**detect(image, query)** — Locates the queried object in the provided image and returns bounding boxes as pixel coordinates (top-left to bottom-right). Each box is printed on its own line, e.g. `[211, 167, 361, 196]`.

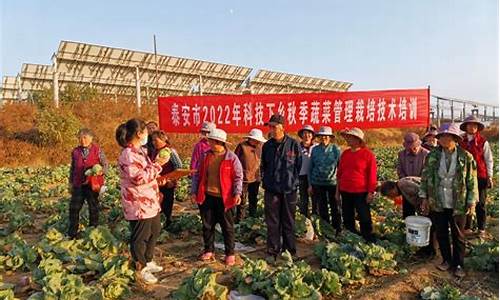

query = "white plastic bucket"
[405, 216, 432, 247]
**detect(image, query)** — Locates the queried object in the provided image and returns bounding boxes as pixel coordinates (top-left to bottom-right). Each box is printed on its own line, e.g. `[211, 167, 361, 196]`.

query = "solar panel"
[3, 40, 354, 103]
[250, 69, 352, 94]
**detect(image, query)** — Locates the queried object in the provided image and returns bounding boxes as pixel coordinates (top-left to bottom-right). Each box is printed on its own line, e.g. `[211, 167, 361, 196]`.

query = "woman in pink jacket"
[116, 119, 169, 285]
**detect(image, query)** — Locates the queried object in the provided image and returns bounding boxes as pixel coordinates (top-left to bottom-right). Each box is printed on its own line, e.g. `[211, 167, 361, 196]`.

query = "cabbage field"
[0, 145, 498, 300]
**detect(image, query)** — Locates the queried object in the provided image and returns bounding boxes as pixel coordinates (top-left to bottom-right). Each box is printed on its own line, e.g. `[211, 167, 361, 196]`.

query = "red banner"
[158, 89, 430, 133]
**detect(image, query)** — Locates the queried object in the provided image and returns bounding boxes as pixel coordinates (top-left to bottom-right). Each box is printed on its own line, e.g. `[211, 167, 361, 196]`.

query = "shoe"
[145, 261, 163, 273]
[454, 266, 466, 278]
[463, 229, 474, 236]
[140, 269, 158, 284]
[436, 261, 451, 271]
[265, 255, 277, 265]
[200, 252, 215, 261]
[225, 255, 236, 266]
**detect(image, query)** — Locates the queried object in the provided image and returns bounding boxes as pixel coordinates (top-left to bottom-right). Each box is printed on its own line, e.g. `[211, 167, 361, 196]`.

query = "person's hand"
[420, 199, 429, 216]
[366, 192, 375, 204]
[156, 156, 169, 166]
[487, 177, 493, 189]
[234, 195, 242, 205]
[335, 191, 341, 203]
[466, 203, 475, 216]
[308, 187, 313, 196]
[190, 194, 197, 204]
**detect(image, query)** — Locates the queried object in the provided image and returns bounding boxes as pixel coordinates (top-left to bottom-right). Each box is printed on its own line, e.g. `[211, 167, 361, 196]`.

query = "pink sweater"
[118, 145, 162, 220]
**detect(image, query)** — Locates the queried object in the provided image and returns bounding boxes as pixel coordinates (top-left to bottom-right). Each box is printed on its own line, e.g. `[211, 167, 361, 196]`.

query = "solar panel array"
[1, 40, 352, 103]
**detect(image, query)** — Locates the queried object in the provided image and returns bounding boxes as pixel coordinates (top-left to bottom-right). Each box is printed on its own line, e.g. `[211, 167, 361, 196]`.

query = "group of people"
[380, 115, 493, 278]
[67, 113, 493, 284]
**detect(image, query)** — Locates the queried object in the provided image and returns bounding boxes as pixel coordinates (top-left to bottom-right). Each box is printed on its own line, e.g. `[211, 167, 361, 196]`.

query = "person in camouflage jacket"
[419, 123, 478, 279]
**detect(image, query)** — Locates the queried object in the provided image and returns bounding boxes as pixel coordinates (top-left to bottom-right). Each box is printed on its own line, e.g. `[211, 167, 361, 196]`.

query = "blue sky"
[1, 0, 498, 105]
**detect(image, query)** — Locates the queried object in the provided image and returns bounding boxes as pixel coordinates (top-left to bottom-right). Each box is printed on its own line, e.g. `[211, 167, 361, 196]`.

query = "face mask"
[140, 135, 148, 146]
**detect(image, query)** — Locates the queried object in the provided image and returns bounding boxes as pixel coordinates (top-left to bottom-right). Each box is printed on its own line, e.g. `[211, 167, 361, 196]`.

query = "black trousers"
[402, 196, 416, 218]
[313, 185, 341, 231]
[68, 185, 99, 238]
[465, 178, 488, 231]
[236, 181, 260, 221]
[199, 194, 235, 255]
[431, 209, 466, 268]
[341, 191, 375, 242]
[159, 186, 175, 227]
[299, 175, 317, 217]
[264, 191, 297, 256]
[129, 213, 161, 266]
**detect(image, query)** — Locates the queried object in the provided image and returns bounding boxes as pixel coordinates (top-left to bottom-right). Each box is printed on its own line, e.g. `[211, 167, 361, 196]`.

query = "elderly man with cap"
[297, 125, 317, 217]
[308, 126, 341, 234]
[419, 123, 478, 278]
[459, 115, 494, 236]
[68, 128, 109, 239]
[336, 128, 377, 242]
[234, 129, 267, 221]
[261, 114, 302, 262]
[191, 128, 243, 266]
[397, 132, 429, 218]
[190, 121, 216, 171]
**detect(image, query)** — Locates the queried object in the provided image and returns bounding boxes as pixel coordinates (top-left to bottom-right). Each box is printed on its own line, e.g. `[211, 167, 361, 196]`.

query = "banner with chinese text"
[158, 89, 430, 133]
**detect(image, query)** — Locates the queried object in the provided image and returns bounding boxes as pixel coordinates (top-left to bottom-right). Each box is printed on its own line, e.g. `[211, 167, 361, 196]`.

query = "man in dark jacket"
[261, 114, 302, 262]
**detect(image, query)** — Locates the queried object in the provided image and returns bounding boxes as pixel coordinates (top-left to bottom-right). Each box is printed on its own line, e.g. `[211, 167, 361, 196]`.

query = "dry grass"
[0, 101, 498, 168]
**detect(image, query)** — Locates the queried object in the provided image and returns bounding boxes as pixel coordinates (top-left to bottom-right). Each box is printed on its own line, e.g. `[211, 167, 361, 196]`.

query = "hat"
[264, 114, 285, 126]
[207, 128, 230, 144]
[403, 132, 421, 149]
[316, 126, 334, 136]
[460, 115, 485, 131]
[298, 125, 315, 138]
[436, 123, 463, 141]
[340, 127, 365, 142]
[246, 128, 267, 143]
[200, 121, 216, 133]
[423, 129, 438, 139]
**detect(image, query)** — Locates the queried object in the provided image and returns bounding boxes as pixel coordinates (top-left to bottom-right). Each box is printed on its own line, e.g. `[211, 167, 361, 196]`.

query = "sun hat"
[340, 127, 365, 142]
[460, 115, 485, 131]
[207, 128, 230, 144]
[245, 128, 267, 143]
[436, 123, 463, 141]
[200, 121, 216, 133]
[298, 125, 315, 138]
[316, 126, 334, 136]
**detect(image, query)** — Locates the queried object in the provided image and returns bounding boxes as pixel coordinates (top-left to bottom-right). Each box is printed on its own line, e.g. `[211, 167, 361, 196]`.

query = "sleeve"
[121, 151, 162, 186]
[234, 144, 242, 158]
[260, 144, 267, 180]
[232, 154, 244, 196]
[191, 152, 205, 195]
[170, 149, 183, 170]
[418, 155, 430, 199]
[483, 141, 494, 178]
[336, 151, 344, 190]
[69, 152, 75, 184]
[308, 148, 315, 188]
[294, 141, 302, 176]
[397, 151, 406, 179]
[465, 155, 479, 205]
[190, 143, 200, 171]
[99, 150, 109, 175]
[367, 151, 378, 193]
